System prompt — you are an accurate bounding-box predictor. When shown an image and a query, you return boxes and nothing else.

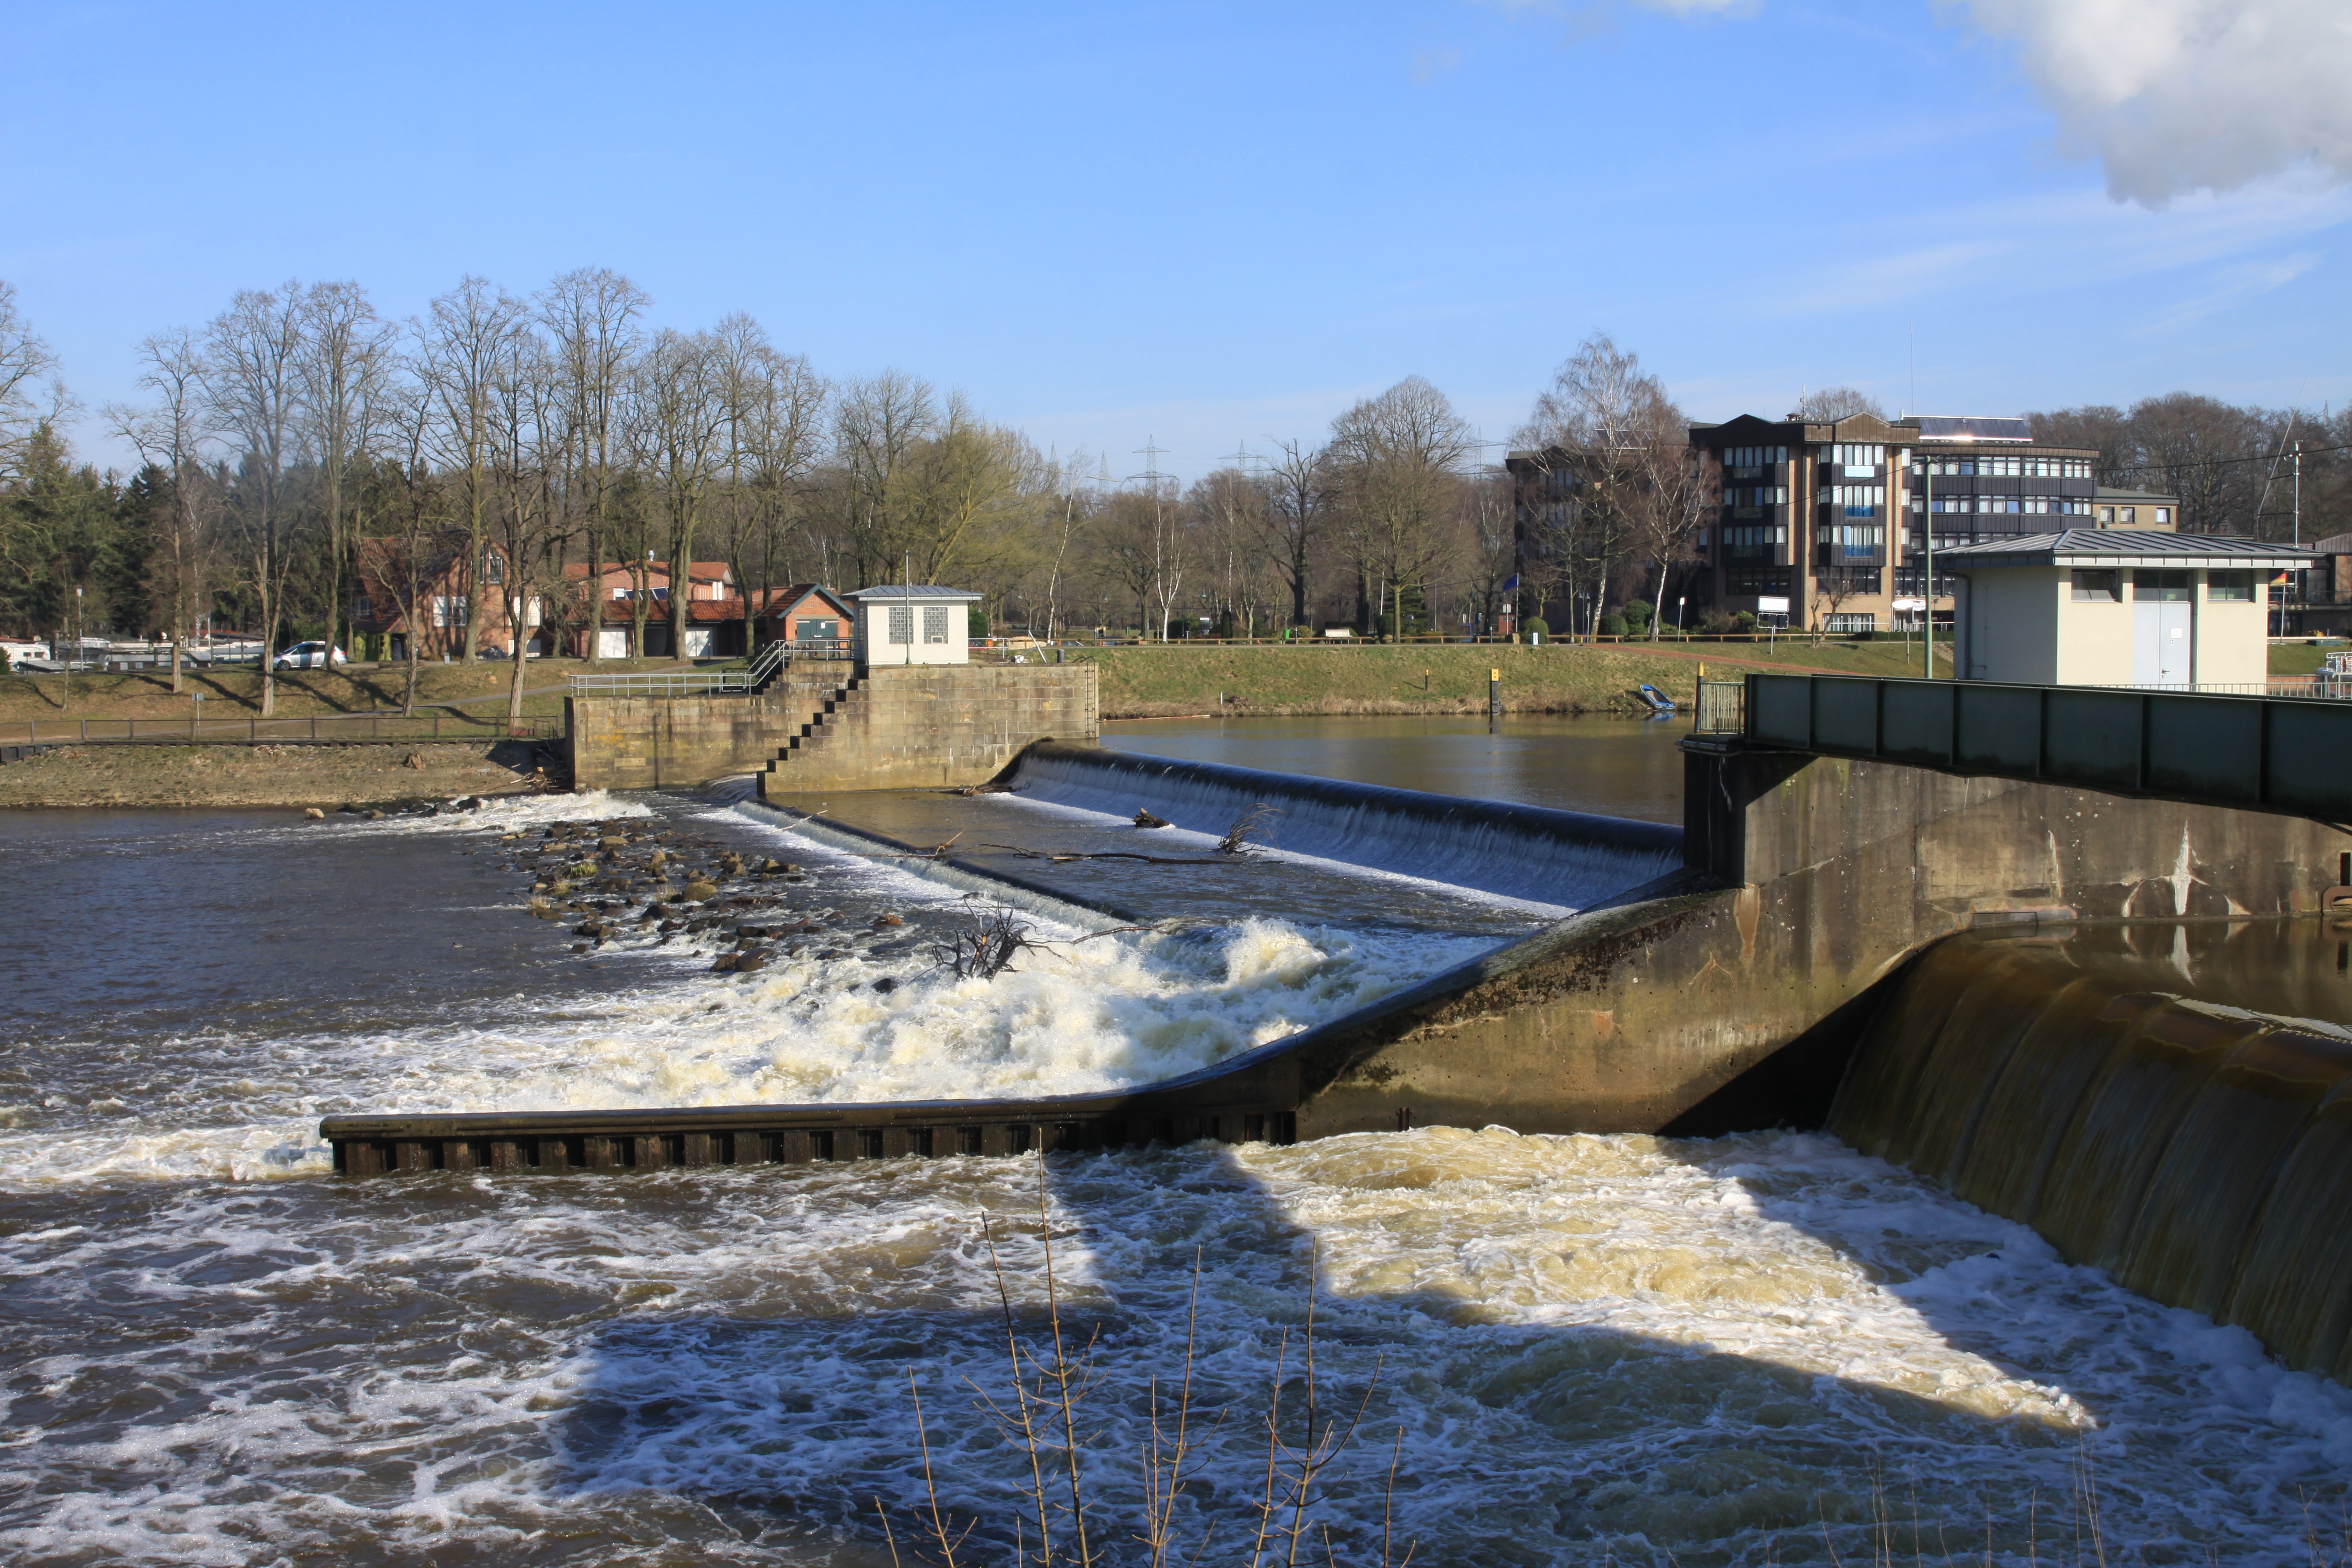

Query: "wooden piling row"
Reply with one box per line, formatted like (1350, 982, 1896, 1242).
(327, 1105, 1296, 1177)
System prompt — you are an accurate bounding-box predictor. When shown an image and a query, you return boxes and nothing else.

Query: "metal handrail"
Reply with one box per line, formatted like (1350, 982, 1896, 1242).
(567, 639, 853, 698)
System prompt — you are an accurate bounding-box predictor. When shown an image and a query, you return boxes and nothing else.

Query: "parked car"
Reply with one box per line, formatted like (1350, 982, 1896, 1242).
(273, 641, 347, 669)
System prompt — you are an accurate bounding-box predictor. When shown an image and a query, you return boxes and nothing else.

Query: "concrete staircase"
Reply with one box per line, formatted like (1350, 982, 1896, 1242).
(763, 671, 869, 782)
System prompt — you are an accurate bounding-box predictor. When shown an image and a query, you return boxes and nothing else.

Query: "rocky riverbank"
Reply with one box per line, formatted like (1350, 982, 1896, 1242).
(0, 739, 559, 809)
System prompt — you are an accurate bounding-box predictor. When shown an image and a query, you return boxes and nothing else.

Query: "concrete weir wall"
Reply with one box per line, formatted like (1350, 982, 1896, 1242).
(759, 663, 1098, 795)
(566, 662, 1098, 792)
(1282, 743, 2352, 1139)
(568, 663, 860, 791)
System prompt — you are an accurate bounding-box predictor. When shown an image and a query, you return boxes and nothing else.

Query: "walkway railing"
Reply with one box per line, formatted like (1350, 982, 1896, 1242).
(6, 713, 549, 745)
(1741, 672, 2352, 824)
(567, 639, 849, 698)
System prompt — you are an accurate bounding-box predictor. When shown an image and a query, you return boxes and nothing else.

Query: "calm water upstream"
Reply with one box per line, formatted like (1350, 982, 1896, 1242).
(3, 720, 2349, 1566)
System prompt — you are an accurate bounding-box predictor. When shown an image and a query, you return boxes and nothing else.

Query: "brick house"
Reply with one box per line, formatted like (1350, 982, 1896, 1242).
(564, 561, 854, 658)
(351, 535, 546, 662)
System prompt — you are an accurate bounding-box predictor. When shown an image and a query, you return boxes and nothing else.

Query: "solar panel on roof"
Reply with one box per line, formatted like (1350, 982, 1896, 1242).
(1916, 415, 2031, 443)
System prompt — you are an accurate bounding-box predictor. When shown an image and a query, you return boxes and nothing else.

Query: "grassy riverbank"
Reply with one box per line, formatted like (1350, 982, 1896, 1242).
(1078, 638, 1955, 717)
(0, 740, 553, 809)
(0, 657, 708, 728)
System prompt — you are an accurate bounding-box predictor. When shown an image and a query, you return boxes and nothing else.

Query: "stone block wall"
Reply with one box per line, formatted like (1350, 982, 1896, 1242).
(568, 661, 1097, 793)
(568, 663, 857, 790)
(760, 663, 1097, 796)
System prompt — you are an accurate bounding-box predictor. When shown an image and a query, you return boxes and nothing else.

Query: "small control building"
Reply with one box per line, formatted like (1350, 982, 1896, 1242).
(1938, 530, 2316, 688)
(846, 584, 983, 665)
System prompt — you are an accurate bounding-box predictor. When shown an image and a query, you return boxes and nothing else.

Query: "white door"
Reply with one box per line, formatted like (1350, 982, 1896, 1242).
(596, 628, 630, 659)
(682, 628, 715, 658)
(2132, 600, 2193, 685)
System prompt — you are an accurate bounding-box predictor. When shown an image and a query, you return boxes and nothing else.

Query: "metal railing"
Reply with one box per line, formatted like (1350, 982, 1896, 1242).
(7, 713, 548, 746)
(1692, 679, 1747, 735)
(567, 639, 852, 698)
(1743, 672, 2352, 824)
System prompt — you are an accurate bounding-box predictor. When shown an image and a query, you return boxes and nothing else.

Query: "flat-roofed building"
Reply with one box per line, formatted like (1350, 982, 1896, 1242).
(1673, 413, 2179, 633)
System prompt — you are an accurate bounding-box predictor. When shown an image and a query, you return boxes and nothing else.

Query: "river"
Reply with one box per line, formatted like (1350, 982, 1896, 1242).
(3, 716, 2348, 1566)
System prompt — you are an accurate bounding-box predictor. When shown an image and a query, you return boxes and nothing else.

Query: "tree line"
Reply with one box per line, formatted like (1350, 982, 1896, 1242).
(4, 271, 2348, 696)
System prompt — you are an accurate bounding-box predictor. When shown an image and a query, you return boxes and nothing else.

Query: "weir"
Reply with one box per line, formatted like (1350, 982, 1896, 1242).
(324, 674, 2352, 1372)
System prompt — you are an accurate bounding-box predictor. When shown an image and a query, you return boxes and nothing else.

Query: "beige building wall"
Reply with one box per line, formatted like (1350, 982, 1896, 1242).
(1958, 566, 2060, 683)
(2054, 579, 2135, 686)
(2196, 578, 2269, 686)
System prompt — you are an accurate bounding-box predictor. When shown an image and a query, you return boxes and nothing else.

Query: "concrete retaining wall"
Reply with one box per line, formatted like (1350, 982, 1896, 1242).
(759, 663, 1097, 796)
(568, 663, 858, 790)
(1280, 742, 2352, 1139)
(569, 662, 1099, 793)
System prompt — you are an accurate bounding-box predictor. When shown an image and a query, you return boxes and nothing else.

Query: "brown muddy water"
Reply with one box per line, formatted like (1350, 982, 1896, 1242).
(3, 718, 2350, 1565)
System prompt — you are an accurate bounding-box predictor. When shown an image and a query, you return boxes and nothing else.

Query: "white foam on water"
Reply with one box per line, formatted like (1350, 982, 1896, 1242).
(0, 807, 1496, 1187)
(343, 788, 657, 835)
(3, 1130, 2346, 1566)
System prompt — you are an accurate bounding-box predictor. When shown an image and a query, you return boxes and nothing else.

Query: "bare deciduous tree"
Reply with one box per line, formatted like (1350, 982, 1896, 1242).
(205, 282, 307, 712)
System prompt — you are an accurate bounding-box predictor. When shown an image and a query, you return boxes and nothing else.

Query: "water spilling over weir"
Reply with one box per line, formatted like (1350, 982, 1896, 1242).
(1833, 925, 2352, 1384)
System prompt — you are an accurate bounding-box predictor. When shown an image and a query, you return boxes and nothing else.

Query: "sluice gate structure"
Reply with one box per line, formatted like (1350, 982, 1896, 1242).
(326, 673, 2352, 1371)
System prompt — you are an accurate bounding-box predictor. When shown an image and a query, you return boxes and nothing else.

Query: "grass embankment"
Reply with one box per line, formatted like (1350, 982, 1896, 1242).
(2270, 641, 2348, 676)
(1077, 638, 1954, 718)
(0, 741, 550, 810)
(0, 656, 734, 735)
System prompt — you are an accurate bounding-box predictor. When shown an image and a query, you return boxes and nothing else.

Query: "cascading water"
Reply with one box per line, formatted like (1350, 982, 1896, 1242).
(1830, 923, 2352, 1383)
(1007, 740, 1685, 911)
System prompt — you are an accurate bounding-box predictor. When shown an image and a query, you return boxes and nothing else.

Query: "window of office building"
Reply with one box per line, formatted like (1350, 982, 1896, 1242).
(2071, 570, 2120, 601)
(1832, 443, 1883, 475)
(1723, 486, 1787, 509)
(1830, 483, 1884, 517)
(2134, 570, 2191, 602)
(2154, 507, 2171, 525)
(1724, 445, 1787, 471)
(1725, 566, 1787, 595)
(1722, 523, 1785, 554)
(1817, 524, 1884, 556)
(2206, 571, 2255, 602)
(1823, 612, 1878, 633)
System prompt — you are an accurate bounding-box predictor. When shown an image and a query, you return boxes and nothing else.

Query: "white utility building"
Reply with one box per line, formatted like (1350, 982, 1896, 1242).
(846, 584, 983, 665)
(1938, 530, 2315, 689)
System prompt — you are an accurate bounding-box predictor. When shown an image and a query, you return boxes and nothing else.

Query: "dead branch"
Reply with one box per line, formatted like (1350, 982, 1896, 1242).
(1218, 803, 1281, 856)
(981, 843, 1249, 867)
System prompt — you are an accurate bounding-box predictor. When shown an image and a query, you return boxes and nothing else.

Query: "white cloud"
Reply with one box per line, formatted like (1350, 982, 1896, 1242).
(1949, 0, 2352, 204)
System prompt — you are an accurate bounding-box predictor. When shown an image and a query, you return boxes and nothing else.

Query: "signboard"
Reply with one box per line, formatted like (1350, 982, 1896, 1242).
(1892, 597, 1925, 612)
(1756, 596, 1790, 614)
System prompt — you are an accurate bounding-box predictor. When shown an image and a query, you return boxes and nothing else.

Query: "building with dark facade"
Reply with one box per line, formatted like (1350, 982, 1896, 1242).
(1678, 413, 2178, 632)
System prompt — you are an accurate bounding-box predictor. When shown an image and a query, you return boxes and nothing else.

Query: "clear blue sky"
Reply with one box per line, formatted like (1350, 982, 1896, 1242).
(9, 0, 2348, 479)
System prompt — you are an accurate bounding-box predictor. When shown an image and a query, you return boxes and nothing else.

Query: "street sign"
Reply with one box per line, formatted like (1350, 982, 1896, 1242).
(1757, 596, 1790, 614)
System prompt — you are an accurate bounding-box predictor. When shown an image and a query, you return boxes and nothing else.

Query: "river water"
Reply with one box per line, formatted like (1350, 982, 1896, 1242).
(3, 718, 2349, 1566)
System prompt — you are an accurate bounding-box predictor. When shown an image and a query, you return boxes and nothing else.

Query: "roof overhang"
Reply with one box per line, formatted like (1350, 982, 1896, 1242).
(1954, 550, 2316, 570)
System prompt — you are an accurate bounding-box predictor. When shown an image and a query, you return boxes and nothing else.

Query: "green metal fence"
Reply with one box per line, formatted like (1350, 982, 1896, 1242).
(1745, 673, 2352, 823)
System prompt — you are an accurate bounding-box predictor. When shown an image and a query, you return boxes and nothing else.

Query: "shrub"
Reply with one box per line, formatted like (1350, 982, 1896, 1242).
(1521, 617, 1550, 637)
(1624, 600, 1655, 628)
(1732, 611, 1759, 633)
(967, 605, 989, 638)
(1599, 613, 1629, 637)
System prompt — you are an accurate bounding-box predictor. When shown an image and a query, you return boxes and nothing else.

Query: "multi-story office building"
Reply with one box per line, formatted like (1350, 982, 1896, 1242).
(1679, 413, 2177, 631)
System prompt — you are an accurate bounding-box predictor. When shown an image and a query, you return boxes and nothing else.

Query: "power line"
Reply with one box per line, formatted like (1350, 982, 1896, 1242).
(2091, 439, 2351, 479)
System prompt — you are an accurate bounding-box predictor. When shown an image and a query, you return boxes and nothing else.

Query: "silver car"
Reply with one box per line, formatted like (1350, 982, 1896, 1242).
(272, 641, 347, 670)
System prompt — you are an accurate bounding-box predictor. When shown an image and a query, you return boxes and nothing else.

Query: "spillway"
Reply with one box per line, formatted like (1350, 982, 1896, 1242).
(1005, 738, 1684, 910)
(1831, 927, 2352, 1382)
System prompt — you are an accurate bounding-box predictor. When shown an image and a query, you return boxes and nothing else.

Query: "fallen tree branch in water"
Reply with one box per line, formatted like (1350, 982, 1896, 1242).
(980, 843, 1247, 866)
